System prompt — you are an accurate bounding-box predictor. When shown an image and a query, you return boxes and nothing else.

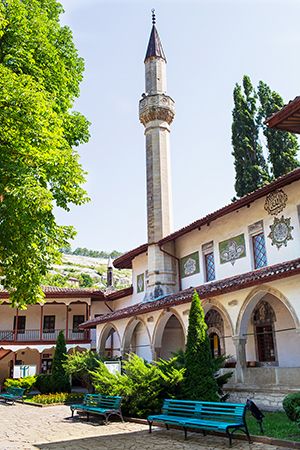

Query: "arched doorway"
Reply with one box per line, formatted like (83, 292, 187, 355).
(153, 312, 186, 360)
(253, 301, 276, 363)
(122, 319, 152, 361)
(99, 325, 121, 358)
(205, 309, 224, 358)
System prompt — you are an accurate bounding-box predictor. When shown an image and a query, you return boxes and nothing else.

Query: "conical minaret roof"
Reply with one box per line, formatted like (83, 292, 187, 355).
(144, 11, 166, 62)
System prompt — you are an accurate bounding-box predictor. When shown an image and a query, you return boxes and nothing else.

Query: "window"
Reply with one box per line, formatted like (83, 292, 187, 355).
(249, 221, 267, 269)
(72, 315, 85, 332)
(202, 241, 215, 282)
(252, 233, 267, 269)
(205, 309, 224, 358)
(14, 316, 26, 334)
(43, 315, 55, 333)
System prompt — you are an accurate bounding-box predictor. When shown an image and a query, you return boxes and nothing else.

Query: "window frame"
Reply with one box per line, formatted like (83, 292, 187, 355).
(43, 315, 56, 333)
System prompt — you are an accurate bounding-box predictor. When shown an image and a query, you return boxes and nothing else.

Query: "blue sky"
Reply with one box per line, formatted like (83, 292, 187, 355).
(57, 0, 300, 253)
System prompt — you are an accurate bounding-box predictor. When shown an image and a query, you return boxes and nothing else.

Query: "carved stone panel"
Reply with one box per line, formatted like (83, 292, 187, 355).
(268, 215, 294, 249)
(264, 189, 288, 216)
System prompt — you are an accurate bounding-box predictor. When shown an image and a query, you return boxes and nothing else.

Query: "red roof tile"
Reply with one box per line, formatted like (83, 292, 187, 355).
(80, 258, 300, 328)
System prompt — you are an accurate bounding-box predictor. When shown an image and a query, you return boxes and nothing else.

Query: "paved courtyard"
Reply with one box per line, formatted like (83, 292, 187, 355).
(0, 403, 290, 450)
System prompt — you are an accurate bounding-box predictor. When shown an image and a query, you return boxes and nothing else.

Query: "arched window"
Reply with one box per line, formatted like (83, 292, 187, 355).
(253, 301, 276, 363)
(205, 309, 224, 358)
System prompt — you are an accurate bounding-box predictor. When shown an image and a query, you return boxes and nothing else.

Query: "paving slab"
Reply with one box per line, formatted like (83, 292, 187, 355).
(0, 403, 290, 450)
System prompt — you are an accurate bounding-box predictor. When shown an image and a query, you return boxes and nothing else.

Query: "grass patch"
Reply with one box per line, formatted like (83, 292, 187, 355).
(246, 411, 300, 442)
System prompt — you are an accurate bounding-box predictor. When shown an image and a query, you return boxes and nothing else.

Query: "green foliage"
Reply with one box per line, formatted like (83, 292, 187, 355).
(4, 376, 36, 393)
(51, 331, 70, 393)
(184, 290, 219, 401)
(91, 353, 185, 418)
(30, 392, 84, 405)
(257, 81, 299, 178)
(0, 0, 90, 307)
(247, 410, 300, 441)
(35, 374, 54, 394)
(283, 392, 300, 423)
(63, 349, 102, 392)
(72, 248, 122, 259)
(232, 75, 269, 198)
(78, 273, 94, 288)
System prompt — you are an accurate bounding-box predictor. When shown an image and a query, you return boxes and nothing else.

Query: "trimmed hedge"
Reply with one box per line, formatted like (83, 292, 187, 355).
(283, 392, 300, 422)
(30, 392, 84, 405)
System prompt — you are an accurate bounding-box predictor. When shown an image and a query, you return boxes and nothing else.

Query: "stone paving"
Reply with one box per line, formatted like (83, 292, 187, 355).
(0, 403, 290, 450)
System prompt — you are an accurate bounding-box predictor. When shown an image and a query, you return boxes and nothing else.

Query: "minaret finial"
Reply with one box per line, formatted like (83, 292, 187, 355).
(151, 8, 156, 25)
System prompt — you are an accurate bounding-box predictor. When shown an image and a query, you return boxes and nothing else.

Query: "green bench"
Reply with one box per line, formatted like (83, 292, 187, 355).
(0, 387, 26, 404)
(147, 399, 250, 447)
(70, 394, 123, 424)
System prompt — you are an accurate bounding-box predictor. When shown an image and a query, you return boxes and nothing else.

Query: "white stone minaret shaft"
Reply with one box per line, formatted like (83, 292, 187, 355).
(139, 15, 177, 300)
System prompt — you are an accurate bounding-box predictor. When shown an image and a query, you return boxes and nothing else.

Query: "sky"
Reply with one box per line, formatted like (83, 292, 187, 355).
(56, 0, 300, 253)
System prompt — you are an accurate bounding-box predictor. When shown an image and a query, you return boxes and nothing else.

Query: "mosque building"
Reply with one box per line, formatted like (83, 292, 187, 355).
(80, 13, 300, 408)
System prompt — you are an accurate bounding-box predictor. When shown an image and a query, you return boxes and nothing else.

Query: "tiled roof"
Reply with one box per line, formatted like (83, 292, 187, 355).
(114, 168, 300, 269)
(265, 96, 300, 133)
(80, 257, 300, 328)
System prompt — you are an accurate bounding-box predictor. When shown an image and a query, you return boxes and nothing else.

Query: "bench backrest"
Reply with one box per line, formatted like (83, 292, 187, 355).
(97, 395, 122, 410)
(7, 387, 25, 396)
(83, 394, 101, 407)
(162, 399, 246, 423)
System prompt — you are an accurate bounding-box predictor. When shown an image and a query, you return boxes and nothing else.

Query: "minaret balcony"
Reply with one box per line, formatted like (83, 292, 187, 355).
(139, 93, 175, 126)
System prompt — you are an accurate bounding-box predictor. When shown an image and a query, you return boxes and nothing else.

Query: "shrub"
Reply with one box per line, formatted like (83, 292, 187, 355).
(184, 290, 219, 401)
(4, 376, 36, 393)
(63, 349, 101, 392)
(35, 374, 54, 394)
(31, 392, 84, 405)
(283, 392, 300, 422)
(90, 353, 185, 418)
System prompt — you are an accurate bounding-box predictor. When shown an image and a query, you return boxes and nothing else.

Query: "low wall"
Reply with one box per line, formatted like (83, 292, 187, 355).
(221, 367, 300, 410)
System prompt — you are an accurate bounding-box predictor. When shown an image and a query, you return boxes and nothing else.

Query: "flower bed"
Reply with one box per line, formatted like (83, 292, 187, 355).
(27, 392, 84, 405)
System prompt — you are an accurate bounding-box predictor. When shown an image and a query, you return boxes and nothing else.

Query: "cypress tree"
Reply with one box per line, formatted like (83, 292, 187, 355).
(51, 331, 71, 393)
(232, 75, 269, 198)
(257, 81, 299, 178)
(184, 290, 218, 401)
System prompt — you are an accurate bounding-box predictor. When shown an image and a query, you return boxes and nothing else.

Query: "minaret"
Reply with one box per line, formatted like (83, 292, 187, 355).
(139, 10, 177, 300)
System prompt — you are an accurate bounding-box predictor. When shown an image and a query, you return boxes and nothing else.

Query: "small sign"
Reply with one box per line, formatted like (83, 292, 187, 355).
(104, 360, 121, 375)
(13, 365, 37, 378)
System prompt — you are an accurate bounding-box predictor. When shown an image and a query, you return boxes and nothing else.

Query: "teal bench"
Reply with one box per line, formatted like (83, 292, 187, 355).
(0, 387, 26, 404)
(148, 399, 250, 447)
(70, 394, 123, 424)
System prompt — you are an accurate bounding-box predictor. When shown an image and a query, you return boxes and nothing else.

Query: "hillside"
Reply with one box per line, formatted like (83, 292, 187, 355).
(42, 253, 131, 290)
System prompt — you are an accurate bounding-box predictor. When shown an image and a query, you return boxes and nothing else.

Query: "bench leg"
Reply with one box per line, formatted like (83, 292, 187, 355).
(183, 427, 187, 440)
(119, 411, 124, 423)
(244, 424, 252, 444)
(86, 412, 90, 422)
(165, 423, 169, 431)
(148, 420, 153, 434)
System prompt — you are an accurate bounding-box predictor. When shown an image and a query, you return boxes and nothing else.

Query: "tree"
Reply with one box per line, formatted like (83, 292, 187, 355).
(257, 81, 299, 178)
(64, 349, 101, 392)
(51, 331, 70, 393)
(0, 0, 90, 307)
(184, 290, 219, 401)
(232, 76, 269, 198)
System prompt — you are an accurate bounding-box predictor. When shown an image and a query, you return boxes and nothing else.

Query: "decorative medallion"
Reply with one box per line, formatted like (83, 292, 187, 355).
(219, 234, 246, 265)
(180, 252, 200, 278)
(264, 189, 288, 216)
(268, 215, 293, 249)
(137, 273, 144, 293)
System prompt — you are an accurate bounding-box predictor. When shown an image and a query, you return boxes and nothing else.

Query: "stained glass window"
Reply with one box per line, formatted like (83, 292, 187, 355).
(252, 233, 267, 269)
(204, 252, 215, 282)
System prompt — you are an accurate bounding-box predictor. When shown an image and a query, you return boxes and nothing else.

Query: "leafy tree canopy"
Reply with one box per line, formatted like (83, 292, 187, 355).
(0, 0, 90, 307)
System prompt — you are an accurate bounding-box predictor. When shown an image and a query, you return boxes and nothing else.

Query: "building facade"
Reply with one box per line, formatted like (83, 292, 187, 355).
(81, 17, 300, 408)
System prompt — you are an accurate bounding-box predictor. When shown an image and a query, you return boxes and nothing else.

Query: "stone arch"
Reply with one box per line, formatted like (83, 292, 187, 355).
(236, 285, 300, 367)
(236, 285, 299, 336)
(98, 323, 121, 358)
(152, 309, 186, 359)
(122, 317, 152, 361)
(203, 299, 235, 358)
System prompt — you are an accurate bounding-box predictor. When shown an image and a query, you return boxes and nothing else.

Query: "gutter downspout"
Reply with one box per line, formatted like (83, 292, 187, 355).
(159, 243, 182, 291)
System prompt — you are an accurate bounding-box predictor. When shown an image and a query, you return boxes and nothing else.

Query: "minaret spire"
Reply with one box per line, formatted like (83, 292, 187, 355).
(139, 12, 176, 301)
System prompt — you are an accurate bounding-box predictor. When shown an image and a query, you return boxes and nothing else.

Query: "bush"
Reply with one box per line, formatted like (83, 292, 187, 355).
(35, 374, 54, 394)
(31, 392, 84, 405)
(283, 392, 300, 422)
(63, 349, 101, 392)
(90, 353, 185, 418)
(4, 376, 36, 393)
